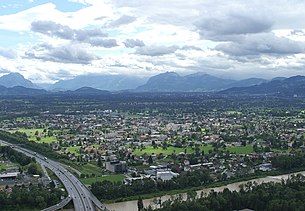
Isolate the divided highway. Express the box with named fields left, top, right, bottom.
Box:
left=0, top=140, right=108, bottom=211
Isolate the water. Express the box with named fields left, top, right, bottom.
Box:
left=105, top=171, right=305, bottom=211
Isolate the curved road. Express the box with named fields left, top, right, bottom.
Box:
left=0, top=140, right=107, bottom=211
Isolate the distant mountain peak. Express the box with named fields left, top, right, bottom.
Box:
left=4, top=72, right=24, bottom=78
left=50, top=74, right=147, bottom=91
left=136, top=71, right=236, bottom=92
left=0, top=72, right=39, bottom=89
left=221, top=75, right=305, bottom=96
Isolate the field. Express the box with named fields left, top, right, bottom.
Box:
left=132, top=145, right=214, bottom=156
left=0, top=163, right=18, bottom=172
left=66, top=146, right=82, bottom=156
left=79, top=163, right=103, bottom=176
left=7, top=128, right=58, bottom=144
left=227, top=144, right=254, bottom=154
left=80, top=174, right=125, bottom=185
left=132, top=144, right=254, bottom=156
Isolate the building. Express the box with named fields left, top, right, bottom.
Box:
left=0, top=172, right=19, bottom=180
left=156, top=171, right=179, bottom=181
left=258, top=163, right=272, bottom=171
left=105, top=160, right=127, bottom=173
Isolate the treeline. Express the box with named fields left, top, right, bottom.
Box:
left=91, top=170, right=212, bottom=201
left=0, top=146, right=43, bottom=176
left=272, top=153, right=305, bottom=170
left=92, top=153, right=305, bottom=201
left=0, top=131, right=67, bottom=161
left=0, top=146, right=32, bottom=166
left=148, top=174, right=305, bottom=211
left=0, top=184, right=62, bottom=210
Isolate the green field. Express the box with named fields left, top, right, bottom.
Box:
left=132, top=145, right=214, bottom=156
left=256, top=139, right=264, bottom=143
left=228, top=144, right=254, bottom=154
left=80, top=174, right=125, bottom=184
left=132, top=144, right=254, bottom=156
left=79, top=163, right=103, bottom=176
left=8, top=128, right=58, bottom=144
left=66, top=146, right=82, bottom=156
left=0, top=163, right=18, bottom=172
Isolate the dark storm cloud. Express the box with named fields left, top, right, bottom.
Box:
left=25, top=43, right=98, bottom=64
left=31, top=21, right=117, bottom=48
left=215, top=33, right=305, bottom=56
left=123, top=39, right=145, bottom=48
left=135, top=45, right=179, bottom=56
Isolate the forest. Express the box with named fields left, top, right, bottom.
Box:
left=146, top=174, right=305, bottom=211
left=0, top=184, right=62, bottom=210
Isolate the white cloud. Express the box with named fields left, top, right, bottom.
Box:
left=1, top=0, right=305, bottom=82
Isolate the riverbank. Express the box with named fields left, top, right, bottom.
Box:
left=104, top=167, right=305, bottom=204
left=105, top=170, right=305, bottom=211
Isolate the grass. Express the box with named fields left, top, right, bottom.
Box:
left=132, top=145, right=214, bottom=156
left=227, top=144, right=254, bottom=154
left=80, top=174, right=125, bottom=185
left=79, top=163, right=103, bottom=176
left=256, top=139, right=264, bottom=143
left=8, top=128, right=58, bottom=144
left=132, top=144, right=255, bottom=156
left=66, top=146, right=82, bottom=156
left=35, top=136, right=58, bottom=144
left=0, top=163, right=18, bottom=172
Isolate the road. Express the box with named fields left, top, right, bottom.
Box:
left=42, top=196, right=72, bottom=211
left=0, top=140, right=107, bottom=211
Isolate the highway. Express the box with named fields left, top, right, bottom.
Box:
left=0, top=140, right=107, bottom=211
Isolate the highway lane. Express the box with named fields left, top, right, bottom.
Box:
left=0, top=140, right=107, bottom=211
left=42, top=196, right=71, bottom=211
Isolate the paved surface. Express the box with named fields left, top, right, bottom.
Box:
left=61, top=163, right=82, bottom=177
left=0, top=140, right=107, bottom=211
left=42, top=196, right=72, bottom=211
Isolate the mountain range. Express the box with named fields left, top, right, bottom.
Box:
left=221, top=75, right=305, bottom=96
left=1, top=72, right=305, bottom=96
left=0, top=73, right=39, bottom=89
left=0, top=72, right=268, bottom=92
left=136, top=72, right=267, bottom=92
left=50, top=74, right=147, bottom=91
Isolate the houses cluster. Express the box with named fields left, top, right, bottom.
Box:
left=1, top=108, right=304, bottom=182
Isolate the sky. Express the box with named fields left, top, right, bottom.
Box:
left=1, top=0, right=305, bottom=83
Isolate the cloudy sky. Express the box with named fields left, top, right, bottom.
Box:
left=1, top=0, right=305, bottom=83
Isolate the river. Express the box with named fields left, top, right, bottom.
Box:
left=105, top=171, right=305, bottom=211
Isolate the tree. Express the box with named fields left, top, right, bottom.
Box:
left=241, top=140, right=247, bottom=147
left=148, top=155, right=153, bottom=165
left=137, top=196, right=144, bottom=211
left=27, top=163, right=42, bottom=175
left=47, top=130, right=53, bottom=137
left=97, top=157, right=102, bottom=167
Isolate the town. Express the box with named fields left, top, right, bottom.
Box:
left=1, top=93, right=305, bottom=208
